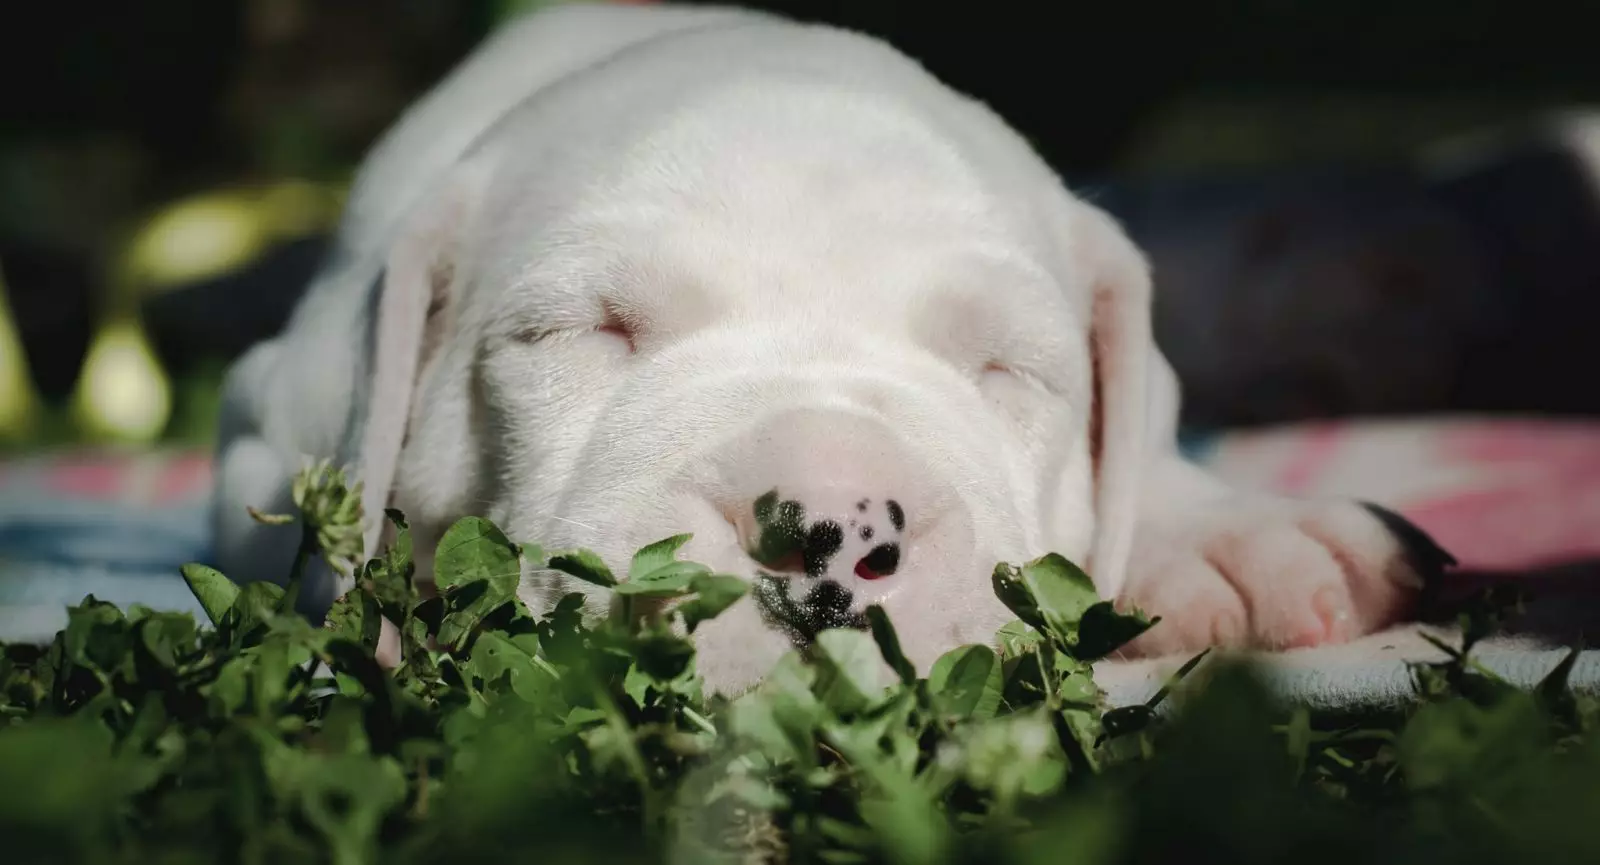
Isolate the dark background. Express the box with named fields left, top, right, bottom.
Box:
left=2, top=0, right=1596, bottom=440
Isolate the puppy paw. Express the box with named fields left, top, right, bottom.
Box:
left=1118, top=496, right=1454, bottom=657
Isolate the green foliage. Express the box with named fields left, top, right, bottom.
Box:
left=3, top=464, right=1599, bottom=864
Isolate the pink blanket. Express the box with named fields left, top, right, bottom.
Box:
left=1199, top=416, right=1600, bottom=571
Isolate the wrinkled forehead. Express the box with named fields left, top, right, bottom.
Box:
left=463, top=85, right=1088, bottom=350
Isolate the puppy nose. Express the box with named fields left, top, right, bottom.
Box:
left=714, top=406, right=934, bottom=585
left=733, top=484, right=908, bottom=583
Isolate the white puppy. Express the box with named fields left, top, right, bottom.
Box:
left=212, top=2, right=1446, bottom=693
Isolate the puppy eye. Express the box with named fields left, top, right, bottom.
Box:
left=596, top=305, right=638, bottom=354
left=980, top=361, right=1018, bottom=382
left=511, top=325, right=554, bottom=346
left=596, top=321, right=635, bottom=351
left=980, top=360, right=1052, bottom=400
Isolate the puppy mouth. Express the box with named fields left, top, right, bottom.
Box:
left=752, top=572, right=869, bottom=647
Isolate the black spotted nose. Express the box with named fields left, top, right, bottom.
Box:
left=737, top=487, right=910, bottom=584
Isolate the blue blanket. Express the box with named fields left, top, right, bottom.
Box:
left=0, top=452, right=210, bottom=642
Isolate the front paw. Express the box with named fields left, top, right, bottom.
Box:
left=1117, top=496, right=1455, bottom=657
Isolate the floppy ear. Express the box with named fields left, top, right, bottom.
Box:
left=1074, top=203, right=1155, bottom=604
left=344, top=159, right=491, bottom=567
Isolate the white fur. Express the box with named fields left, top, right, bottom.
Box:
left=214, top=2, right=1424, bottom=693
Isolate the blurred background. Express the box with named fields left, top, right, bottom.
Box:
left=3, top=0, right=1600, bottom=638
left=3, top=0, right=1599, bottom=450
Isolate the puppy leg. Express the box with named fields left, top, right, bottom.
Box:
left=1114, top=352, right=1455, bottom=656
left=213, top=341, right=301, bottom=593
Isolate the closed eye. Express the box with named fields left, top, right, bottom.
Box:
left=511, top=324, right=557, bottom=345
left=508, top=301, right=637, bottom=354
left=980, top=358, right=1062, bottom=399
left=597, top=300, right=639, bottom=354
left=980, top=359, right=1024, bottom=384
left=596, top=319, right=636, bottom=353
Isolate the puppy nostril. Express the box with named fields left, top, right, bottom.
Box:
left=886, top=499, right=905, bottom=532
left=854, top=542, right=901, bottom=580
left=802, top=520, right=844, bottom=577
left=746, top=490, right=811, bottom=570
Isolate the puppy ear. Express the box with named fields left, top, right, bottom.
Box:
left=1075, top=203, right=1155, bottom=604
left=346, top=159, right=490, bottom=563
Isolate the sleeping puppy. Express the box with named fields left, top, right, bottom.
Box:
left=212, top=2, right=1449, bottom=693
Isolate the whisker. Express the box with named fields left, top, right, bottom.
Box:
left=549, top=514, right=600, bottom=534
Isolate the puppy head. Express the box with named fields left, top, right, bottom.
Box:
left=355, top=102, right=1152, bottom=693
